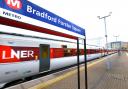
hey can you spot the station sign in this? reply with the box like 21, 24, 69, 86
0, 0, 85, 37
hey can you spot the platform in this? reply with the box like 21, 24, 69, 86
6, 52, 128, 89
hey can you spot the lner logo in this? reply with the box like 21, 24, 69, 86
5, 0, 22, 10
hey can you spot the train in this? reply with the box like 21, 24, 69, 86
0, 32, 116, 88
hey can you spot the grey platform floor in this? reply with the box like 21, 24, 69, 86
43, 52, 128, 89
6, 52, 128, 89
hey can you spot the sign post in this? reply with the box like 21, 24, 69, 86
84, 38, 88, 89
77, 38, 80, 89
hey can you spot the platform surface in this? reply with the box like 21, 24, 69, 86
6, 52, 128, 89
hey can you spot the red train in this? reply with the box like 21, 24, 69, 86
0, 33, 116, 87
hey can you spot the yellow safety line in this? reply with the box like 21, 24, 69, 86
88, 58, 105, 67
28, 58, 105, 89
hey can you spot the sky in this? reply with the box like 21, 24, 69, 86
0, 0, 121, 46
30, 0, 128, 46
1, 0, 126, 86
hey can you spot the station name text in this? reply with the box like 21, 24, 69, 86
27, 5, 81, 33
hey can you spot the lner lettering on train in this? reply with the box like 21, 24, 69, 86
2, 49, 34, 60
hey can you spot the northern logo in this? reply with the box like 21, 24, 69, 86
5, 0, 22, 10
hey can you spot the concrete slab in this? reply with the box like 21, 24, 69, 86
21, 79, 41, 89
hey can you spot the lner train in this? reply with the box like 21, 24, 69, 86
0, 33, 115, 87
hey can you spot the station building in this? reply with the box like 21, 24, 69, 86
107, 41, 128, 50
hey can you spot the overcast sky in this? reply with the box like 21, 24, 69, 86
30, 0, 128, 46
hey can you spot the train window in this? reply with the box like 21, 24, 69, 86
64, 48, 71, 57
62, 45, 67, 48
42, 47, 49, 59
70, 49, 77, 56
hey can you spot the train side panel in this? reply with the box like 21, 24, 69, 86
0, 34, 114, 86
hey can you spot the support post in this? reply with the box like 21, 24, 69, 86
77, 38, 80, 89
84, 38, 88, 89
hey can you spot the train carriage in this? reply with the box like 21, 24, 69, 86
0, 33, 115, 87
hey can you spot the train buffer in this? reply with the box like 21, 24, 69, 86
5, 52, 128, 89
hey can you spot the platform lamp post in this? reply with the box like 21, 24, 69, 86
97, 12, 112, 53
97, 12, 112, 70
114, 35, 119, 42
113, 35, 120, 54
114, 35, 119, 49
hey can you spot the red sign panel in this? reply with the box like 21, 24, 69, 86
0, 45, 39, 63
5, 0, 22, 10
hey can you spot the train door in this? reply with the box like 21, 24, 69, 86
39, 44, 50, 72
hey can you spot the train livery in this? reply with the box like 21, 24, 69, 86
0, 33, 115, 87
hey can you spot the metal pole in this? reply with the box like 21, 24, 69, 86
104, 17, 110, 69
84, 38, 88, 89
97, 12, 112, 51
103, 18, 108, 54
104, 18, 108, 50
77, 38, 80, 89
114, 35, 119, 42
98, 12, 112, 70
